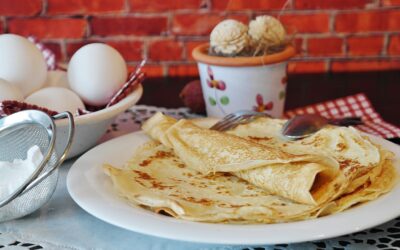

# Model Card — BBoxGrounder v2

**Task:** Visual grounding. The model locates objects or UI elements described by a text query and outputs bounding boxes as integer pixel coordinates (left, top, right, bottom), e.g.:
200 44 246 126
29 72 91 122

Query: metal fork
210 110 270 131
210 110 363 138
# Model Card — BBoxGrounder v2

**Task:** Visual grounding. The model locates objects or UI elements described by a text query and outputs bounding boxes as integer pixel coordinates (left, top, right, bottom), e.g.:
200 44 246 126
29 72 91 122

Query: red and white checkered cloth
28 36 56 70
284 93 400 139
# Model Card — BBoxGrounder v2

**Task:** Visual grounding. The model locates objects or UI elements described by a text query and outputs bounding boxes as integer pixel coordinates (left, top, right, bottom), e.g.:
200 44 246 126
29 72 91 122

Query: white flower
249 15 286 48
210 19 250 56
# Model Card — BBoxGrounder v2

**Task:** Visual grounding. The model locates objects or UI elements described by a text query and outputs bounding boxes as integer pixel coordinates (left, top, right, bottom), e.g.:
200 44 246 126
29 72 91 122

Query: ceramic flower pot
192 44 295 118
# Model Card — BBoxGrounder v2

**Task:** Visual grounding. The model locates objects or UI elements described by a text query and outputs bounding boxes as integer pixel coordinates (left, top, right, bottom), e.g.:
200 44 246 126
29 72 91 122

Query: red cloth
285 93 400 139
28 36 56 71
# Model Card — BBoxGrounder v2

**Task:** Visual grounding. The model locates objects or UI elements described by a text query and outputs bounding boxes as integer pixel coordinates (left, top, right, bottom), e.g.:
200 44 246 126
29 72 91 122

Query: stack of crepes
103 112 397 224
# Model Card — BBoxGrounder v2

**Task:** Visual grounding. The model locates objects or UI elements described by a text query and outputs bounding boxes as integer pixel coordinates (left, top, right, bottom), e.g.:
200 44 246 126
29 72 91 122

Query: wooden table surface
138 70 400 126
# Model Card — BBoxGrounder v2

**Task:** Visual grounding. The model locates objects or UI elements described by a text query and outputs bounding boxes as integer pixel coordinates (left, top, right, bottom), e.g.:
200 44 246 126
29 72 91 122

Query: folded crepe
225 117 387 194
320 157 396 215
103 114 397 224
103 138 396 223
141 112 346 205
103 142 321 223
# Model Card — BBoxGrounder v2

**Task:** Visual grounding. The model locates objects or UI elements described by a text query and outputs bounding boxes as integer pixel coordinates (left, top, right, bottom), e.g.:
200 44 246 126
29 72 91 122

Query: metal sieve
0 110 74 222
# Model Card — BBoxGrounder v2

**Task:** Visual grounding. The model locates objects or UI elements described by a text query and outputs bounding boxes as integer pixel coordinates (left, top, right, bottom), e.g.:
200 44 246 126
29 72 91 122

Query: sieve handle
22 112 75 194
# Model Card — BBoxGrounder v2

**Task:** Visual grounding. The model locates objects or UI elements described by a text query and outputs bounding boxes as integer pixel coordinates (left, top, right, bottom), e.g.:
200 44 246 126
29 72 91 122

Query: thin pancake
320 158 397 215
103 141 318 223
227 117 384 194
103 139 396 223
142 113 345 205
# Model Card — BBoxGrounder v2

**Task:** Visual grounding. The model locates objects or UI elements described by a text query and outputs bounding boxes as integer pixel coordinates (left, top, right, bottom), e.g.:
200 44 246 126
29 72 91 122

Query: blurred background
0 0 399 76
0 0 399 124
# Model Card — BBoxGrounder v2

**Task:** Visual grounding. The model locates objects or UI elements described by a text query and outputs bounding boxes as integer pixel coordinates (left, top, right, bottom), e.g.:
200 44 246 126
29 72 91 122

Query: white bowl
55 84 143 159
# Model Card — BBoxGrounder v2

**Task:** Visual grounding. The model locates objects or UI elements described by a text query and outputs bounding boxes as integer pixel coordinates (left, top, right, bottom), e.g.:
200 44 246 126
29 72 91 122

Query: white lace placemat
1 105 399 250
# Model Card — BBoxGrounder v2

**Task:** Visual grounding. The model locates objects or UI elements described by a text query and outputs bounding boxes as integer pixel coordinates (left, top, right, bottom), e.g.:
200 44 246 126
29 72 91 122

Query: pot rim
192 43 296 67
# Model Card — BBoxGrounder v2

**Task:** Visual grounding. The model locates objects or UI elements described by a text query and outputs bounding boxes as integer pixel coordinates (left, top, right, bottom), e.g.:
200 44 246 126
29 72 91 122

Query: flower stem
215 88 225 115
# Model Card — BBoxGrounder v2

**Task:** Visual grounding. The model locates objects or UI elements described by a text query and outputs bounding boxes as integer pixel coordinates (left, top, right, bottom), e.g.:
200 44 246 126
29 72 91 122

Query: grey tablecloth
1 105 399 250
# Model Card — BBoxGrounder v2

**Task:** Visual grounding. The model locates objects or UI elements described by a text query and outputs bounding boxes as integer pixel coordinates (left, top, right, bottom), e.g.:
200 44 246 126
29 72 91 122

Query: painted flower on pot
253 94 273 112
281 75 287 85
279 75 287 100
207 66 229 114
207 66 226 90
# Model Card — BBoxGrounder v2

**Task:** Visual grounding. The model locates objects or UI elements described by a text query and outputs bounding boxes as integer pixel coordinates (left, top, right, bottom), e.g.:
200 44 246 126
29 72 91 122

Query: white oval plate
67 131 400 245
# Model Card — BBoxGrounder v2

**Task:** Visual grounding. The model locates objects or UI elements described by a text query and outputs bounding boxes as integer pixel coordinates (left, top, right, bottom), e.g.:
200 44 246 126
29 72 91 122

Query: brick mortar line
121 56 400 65
202 0 211 11
142 54 400 62
288 55 400 60
321 56 400 61
145 61 197 66
85 16 91 38
323 31 400 36
182 40 188 61
164 9 222 14
124 0 130 13
301 33 346 39
40 12 171 18
323 58 330 72
5 7 400 19
1 17 6 32
344 33 394 38
366 0 380 9
226 10 251 22
329 10 336 33
27 32 400 43
142 39 149 63
343 36 348 56
178 37 208 42
48 36 171 42
179 40 186 61
140 60 198 65
166 11 173 36
126 56 400 65
143 57 400 63
326 58 332 71
60 39 67 62
13 8 400 19
161 64 168 77
40 0 46 16
43 11 128 17
253 9 371 15
65 35 170 42
287 0 294 11
79 33 394 40
75 32 400 40
230 10 252 19
34 35 398 45
382 33 390 56
376 5 400 9
303 36 308 57
44 0 130 16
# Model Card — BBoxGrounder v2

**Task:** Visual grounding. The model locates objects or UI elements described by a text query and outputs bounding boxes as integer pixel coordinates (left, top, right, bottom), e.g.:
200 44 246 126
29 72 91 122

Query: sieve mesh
0 111 74 222
0 123 59 222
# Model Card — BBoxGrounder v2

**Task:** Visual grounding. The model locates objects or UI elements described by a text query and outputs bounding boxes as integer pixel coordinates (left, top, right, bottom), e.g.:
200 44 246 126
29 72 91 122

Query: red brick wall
1 0 400 77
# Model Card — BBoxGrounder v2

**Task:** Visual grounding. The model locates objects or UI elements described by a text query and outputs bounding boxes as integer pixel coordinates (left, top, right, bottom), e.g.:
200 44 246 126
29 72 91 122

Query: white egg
0 34 47 97
25 87 85 114
67 43 128 106
0 78 24 102
44 70 70 89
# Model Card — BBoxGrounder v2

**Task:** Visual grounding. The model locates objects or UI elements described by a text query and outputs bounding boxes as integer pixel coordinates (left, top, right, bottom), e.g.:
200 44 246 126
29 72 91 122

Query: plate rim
67 131 400 245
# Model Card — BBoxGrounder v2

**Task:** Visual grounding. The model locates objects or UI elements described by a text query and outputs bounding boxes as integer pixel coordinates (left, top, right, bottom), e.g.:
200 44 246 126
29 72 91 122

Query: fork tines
210 111 269 132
